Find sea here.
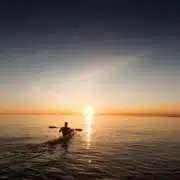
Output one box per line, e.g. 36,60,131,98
0,115,180,180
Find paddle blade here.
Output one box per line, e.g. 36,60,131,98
48,126,59,128
74,128,83,132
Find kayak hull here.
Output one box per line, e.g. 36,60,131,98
45,130,75,145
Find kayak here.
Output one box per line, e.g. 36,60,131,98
45,129,75,145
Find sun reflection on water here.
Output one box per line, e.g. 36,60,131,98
83,105,94,150
86,114,93,149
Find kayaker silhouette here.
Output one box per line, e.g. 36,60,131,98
59,122,72,137
59,122,73,153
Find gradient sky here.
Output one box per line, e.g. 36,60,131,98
0,1,180,113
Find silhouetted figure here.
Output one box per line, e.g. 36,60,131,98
59,122,73,153
59,122,72,137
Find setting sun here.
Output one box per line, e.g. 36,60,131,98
83,105,95,116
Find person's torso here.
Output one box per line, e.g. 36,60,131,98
61,127,70,136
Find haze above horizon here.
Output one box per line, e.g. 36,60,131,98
0,1,179,114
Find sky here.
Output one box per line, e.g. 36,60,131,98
0,1,180,114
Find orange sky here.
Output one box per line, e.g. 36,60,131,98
0,102,179,115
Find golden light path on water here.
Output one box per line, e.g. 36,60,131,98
86,114,92,148
83,105,94,149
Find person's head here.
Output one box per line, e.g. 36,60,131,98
65,122,68,127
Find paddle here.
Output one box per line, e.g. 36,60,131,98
48,126,83,132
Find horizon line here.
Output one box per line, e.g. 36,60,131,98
0,112,180,117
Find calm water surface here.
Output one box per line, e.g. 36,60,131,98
0,115,180,179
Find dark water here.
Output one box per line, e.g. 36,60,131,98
0,115,180,179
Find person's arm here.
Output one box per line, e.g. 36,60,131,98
68,127,73,132
59,128,62,133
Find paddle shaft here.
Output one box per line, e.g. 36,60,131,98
48,126,82,132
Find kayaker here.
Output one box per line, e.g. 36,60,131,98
59,122,72,137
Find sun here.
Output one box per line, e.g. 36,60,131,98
83,105,95,116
